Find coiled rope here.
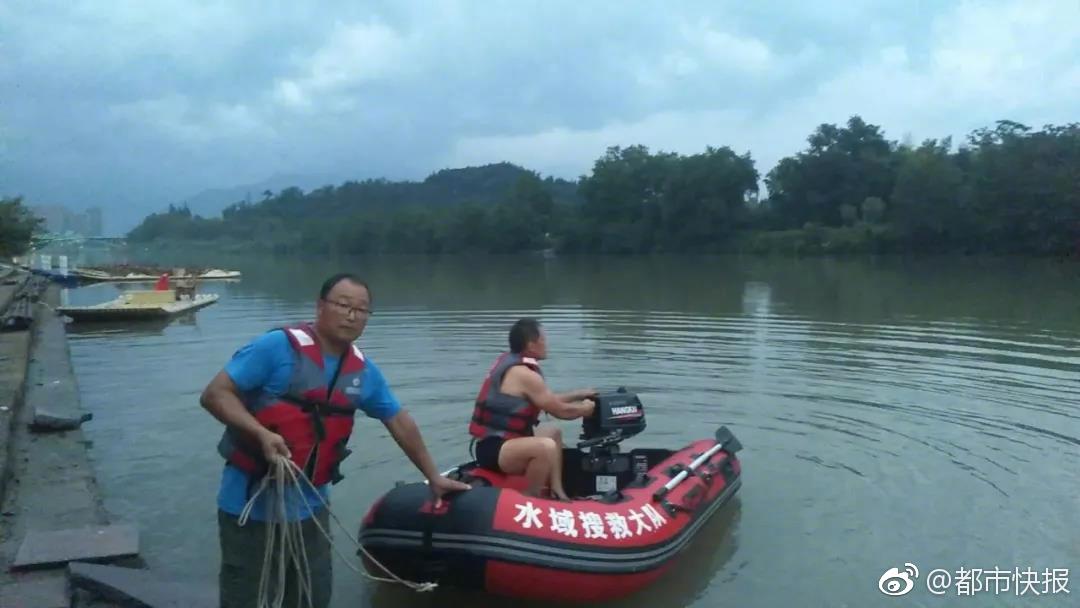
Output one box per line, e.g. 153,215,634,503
238,455,438,608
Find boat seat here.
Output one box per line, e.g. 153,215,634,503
462,465,533,493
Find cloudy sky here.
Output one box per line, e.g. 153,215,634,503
2,0,1077,234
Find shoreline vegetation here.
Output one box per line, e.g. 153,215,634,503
118,117,1078,258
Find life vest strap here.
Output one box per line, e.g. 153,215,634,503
471,405,537,425
277,394,355,416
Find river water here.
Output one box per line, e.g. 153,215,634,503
61,254,1079,607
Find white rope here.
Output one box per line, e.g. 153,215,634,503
238,455,437,608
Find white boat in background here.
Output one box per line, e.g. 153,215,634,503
71,266,241,283
197,269,241,280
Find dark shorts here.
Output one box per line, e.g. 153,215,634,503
218,508,331,608
475,436,505,472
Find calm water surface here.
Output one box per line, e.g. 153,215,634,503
62,254,1079,607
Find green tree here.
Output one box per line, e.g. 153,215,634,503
889,139,965,248
576,144,757,253
0,197,44,257
511,173,555,231
861,197,886,224
766,116,896,227
657,146,758,251
964,121,1080,253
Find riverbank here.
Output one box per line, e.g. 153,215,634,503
0,276,213,607
119,230,1080,260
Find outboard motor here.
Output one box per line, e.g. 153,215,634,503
577,388,647,496
578,387,647,449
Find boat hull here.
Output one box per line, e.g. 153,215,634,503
359,434,742,601
71,268,242,283
56,294,219,323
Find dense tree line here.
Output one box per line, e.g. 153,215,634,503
128,118,1080,256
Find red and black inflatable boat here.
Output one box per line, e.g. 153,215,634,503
358,389,742,602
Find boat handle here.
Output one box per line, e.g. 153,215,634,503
653,442,725,501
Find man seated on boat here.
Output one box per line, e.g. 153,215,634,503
469,318,596,501
200,272,470,608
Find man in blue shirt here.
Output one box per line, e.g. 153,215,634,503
200,272,469,608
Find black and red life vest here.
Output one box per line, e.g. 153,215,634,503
216,323,366,487
469,352,542,440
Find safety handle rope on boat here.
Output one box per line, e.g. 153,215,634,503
238,455,437,608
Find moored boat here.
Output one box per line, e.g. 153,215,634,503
71,265,241,283
56,288,219,323
358,389,742,601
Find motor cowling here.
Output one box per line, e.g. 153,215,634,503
580,387,646,446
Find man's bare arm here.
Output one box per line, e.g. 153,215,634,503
382,409,441,482
556,388,597,402
199,371,289,459
383,409,472,507
519,370,595,420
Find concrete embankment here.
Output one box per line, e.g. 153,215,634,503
0,272,212,607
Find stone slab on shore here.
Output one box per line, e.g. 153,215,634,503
12,524,139,570
30,409,93,432
26,303,87,423
0,575,69,608
68,562,218,608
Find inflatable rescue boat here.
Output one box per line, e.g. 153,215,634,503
358,389,743,602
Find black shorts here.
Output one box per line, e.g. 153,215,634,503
475,436,504,472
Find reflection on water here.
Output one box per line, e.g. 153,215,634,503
63,254,1080,607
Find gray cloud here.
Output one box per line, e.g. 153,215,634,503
1,0,1077,234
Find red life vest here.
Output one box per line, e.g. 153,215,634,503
469,352,542,440
217,323,366,487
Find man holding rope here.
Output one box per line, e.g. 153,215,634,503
200,272,470,608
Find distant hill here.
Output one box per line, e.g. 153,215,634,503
213,162,580,221
173,163,579,221
177,172,338,218
421,162,579,204
127,161,582,250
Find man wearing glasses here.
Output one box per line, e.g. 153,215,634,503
200,272,469,608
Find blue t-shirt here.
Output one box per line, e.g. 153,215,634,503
217,329,401,522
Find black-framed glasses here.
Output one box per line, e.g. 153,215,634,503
322,298,372,318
